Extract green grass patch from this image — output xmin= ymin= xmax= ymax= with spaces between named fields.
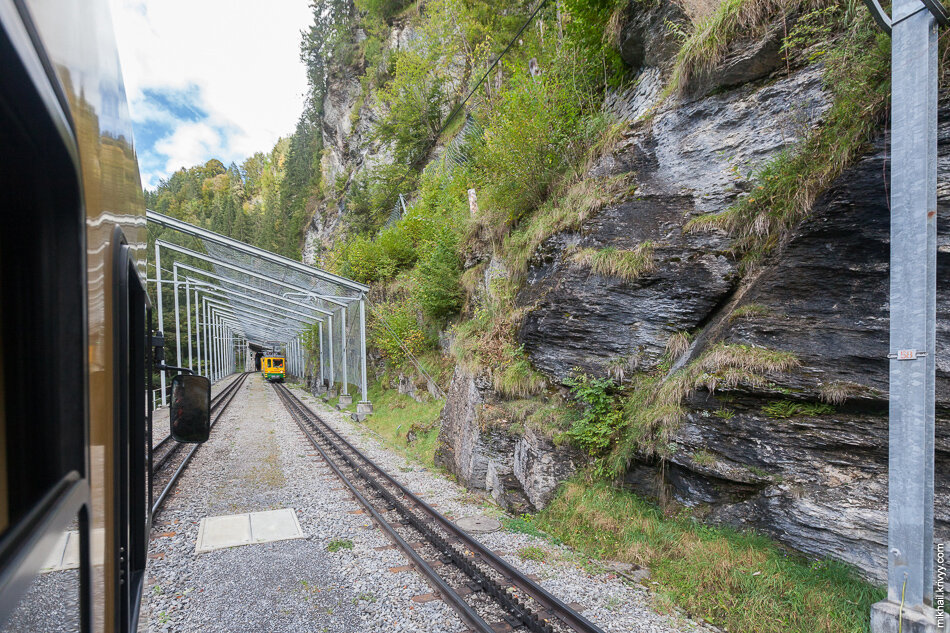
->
xmin=327 ymin=538 xmax=354 ymax=552
xmin=359 ymin=381 xmax=444 ymax=468
xmin=517 ymin=546 xmax=548 ymax=562
xmin=761 ymin=399 xmax=835 ymax=418
xmin=730 ymin=303 xmax=771 ymax=321
xmin=537 ymin=481 xmax=884 ymax=633
xmin=501 ymin=513 xmax=548 ymax=539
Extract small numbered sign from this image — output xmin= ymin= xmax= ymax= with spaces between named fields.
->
xmin=897 ymin=349 xmax=918 ymax=361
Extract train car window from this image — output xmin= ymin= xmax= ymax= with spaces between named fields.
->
xmin=0 ymin=5 xmax=90 ymax=631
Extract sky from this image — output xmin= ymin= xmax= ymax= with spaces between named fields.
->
xmin=108 ymin=0 xmax=313 ymax=189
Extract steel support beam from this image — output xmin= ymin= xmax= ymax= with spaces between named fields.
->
xmin=155 ymin=240 xmax=345 ymax=308
xmin=359 ymin=298 xmax=369 ymax=405
xmin=185 ymin=279 xmax=193 ymax=370
xmin=154 ymin=242 xmax=166 ymax=406
xmin=146 ymin=213 xmax=368 ymax=292
xmin=871 ymin=0 xmax=939 ymax=630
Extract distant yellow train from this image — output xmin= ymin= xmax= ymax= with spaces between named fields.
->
xmin=261 ymin=356 xmax=286 ymax=383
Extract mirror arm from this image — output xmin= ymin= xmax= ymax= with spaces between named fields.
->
xmin=156 ymin=364 xmax=195 ymax=376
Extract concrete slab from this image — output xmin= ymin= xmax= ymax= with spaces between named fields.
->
xmin=40 ymin=530 xmax=80 ymax=572
xmin=196 ymin=508 xmax=305 ymax=554
xmin=249 ymin=508 xmax=304 ymax=543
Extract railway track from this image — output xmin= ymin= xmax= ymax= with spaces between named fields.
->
xmin=273 ymin=383 xmax=607 ymax=633
xmin=151 ymin=372 xmax=249 ymax=517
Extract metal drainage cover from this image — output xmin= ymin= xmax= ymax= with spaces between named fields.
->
xmin=455 ymin=516 xmax=502 ymax=534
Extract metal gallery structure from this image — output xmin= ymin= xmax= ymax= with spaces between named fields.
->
xmin=146 ymin=210 xmax=371 ymax=413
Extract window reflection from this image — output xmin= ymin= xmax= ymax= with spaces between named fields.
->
xmin=0 ymin=524 xmax=81 ymax=633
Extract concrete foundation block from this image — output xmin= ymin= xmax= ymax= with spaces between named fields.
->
xmin=357 ymin=401 xmax=373 ymax=415
xmin=871 ymin=600 xmax=941 ymax=633
xmin=338 ymin=394 xmax=353 ymax=406
xmin=326 ymin=388 xmax=338 ymax=398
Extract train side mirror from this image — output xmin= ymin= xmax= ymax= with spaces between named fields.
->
xmin=169 ymin=374 xmax=211 ymax=443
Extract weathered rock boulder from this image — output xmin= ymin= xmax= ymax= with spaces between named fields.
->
xmin=627 ymin=119 xmax=950 ymax=581
xmin=519 ymin=65 xmax=830 ymax=380
xmin=434 ymin=367 xmax=577 ymax=510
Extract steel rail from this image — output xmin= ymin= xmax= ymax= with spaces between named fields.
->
xmin=151 ymin=373 xmax=246 ymax=474
xmin=275 ymin=383 xmax=606 ymax=633
xmin=274 ymin=384 xmax=590 ymax=633
xmin=273 ymin=385 xmax=496 ymax=633
xmin=151 ymin=372 xmax=249 ymax=517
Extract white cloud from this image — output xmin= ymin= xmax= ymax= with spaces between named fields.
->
xmin=108 ymin=0 xmax=312 ymax=187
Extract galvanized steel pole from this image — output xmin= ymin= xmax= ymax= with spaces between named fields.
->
xmin=328 ymin=315 xmax=335 ymax=391
xmin=870 ymin=0 xmax=939 ymax=629
xmin=319 ymin=322 xmax=324 ymax=388
xmin=195 ymin=289 xmax=202 ymax=376
xmin=359 ymin=298 xmax=369 ymax=405
xmin=341 ymin=308 xmax=349 ymax=397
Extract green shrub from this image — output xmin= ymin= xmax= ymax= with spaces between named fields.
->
xmin=564 ymin=372 xmax=625 ymax=457
xmin=475 ymin=58 xmax=602 ymax=226
xmin=412 ymin=232 xmax=464 ymax=321
xmin=374 ymin=47 xmax=446 ymax=165
xmin=368 ymin=300 xmax=431 ymax=367
xmin=334 ymin=235 xmax=396 ymax=284
xmin=377 ymin=223 xmax=418 ymax=268
xmin=355 ymin=0 xmax=412 ymax=23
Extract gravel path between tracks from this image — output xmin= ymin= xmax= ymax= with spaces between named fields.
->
xmin=286 ymin=385 xmax=712 ymax=633
xmin=142 ymin=375 xmax=463 ymax=633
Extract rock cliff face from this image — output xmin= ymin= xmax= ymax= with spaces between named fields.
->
xmin=520 ymin=64 xmax=830 ymax=379
xmin=303 ymin=21 xmax=417 ymax=262
xmin=651 ymin=124 xmax=950 ymax=582
xmin=312 ymin=0 xmax=948 ymax=583
xmin=435 ymin=1 xmax=947 ymax=583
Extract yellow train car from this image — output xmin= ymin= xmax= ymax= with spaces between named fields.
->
xmin=262 ymin=356 xmax=286 ymax=383
xmin=0 ymin=2 xmax=208 ymax=632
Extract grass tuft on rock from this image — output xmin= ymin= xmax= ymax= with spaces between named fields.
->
xmin=606 ymin=344 xmax=799 ymax=470
xmin=669 ymin=0 xmax=831 ymax=95
xmin=537 ymin=481 xmax=884 ymax=633
xmin=570 ymin=242 xmax=656 ymax=281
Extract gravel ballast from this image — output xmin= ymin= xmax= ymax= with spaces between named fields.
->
xmin=286 ymin=385 xmax=712 ymax=633
xmin=142 ymin=374 xmax=710 ymax=632
xmin=142 ymin=376 xmax=459 ymax=633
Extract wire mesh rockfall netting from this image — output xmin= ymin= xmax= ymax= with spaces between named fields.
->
xmin=149 ymin=211 xmax=366 ymax=392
